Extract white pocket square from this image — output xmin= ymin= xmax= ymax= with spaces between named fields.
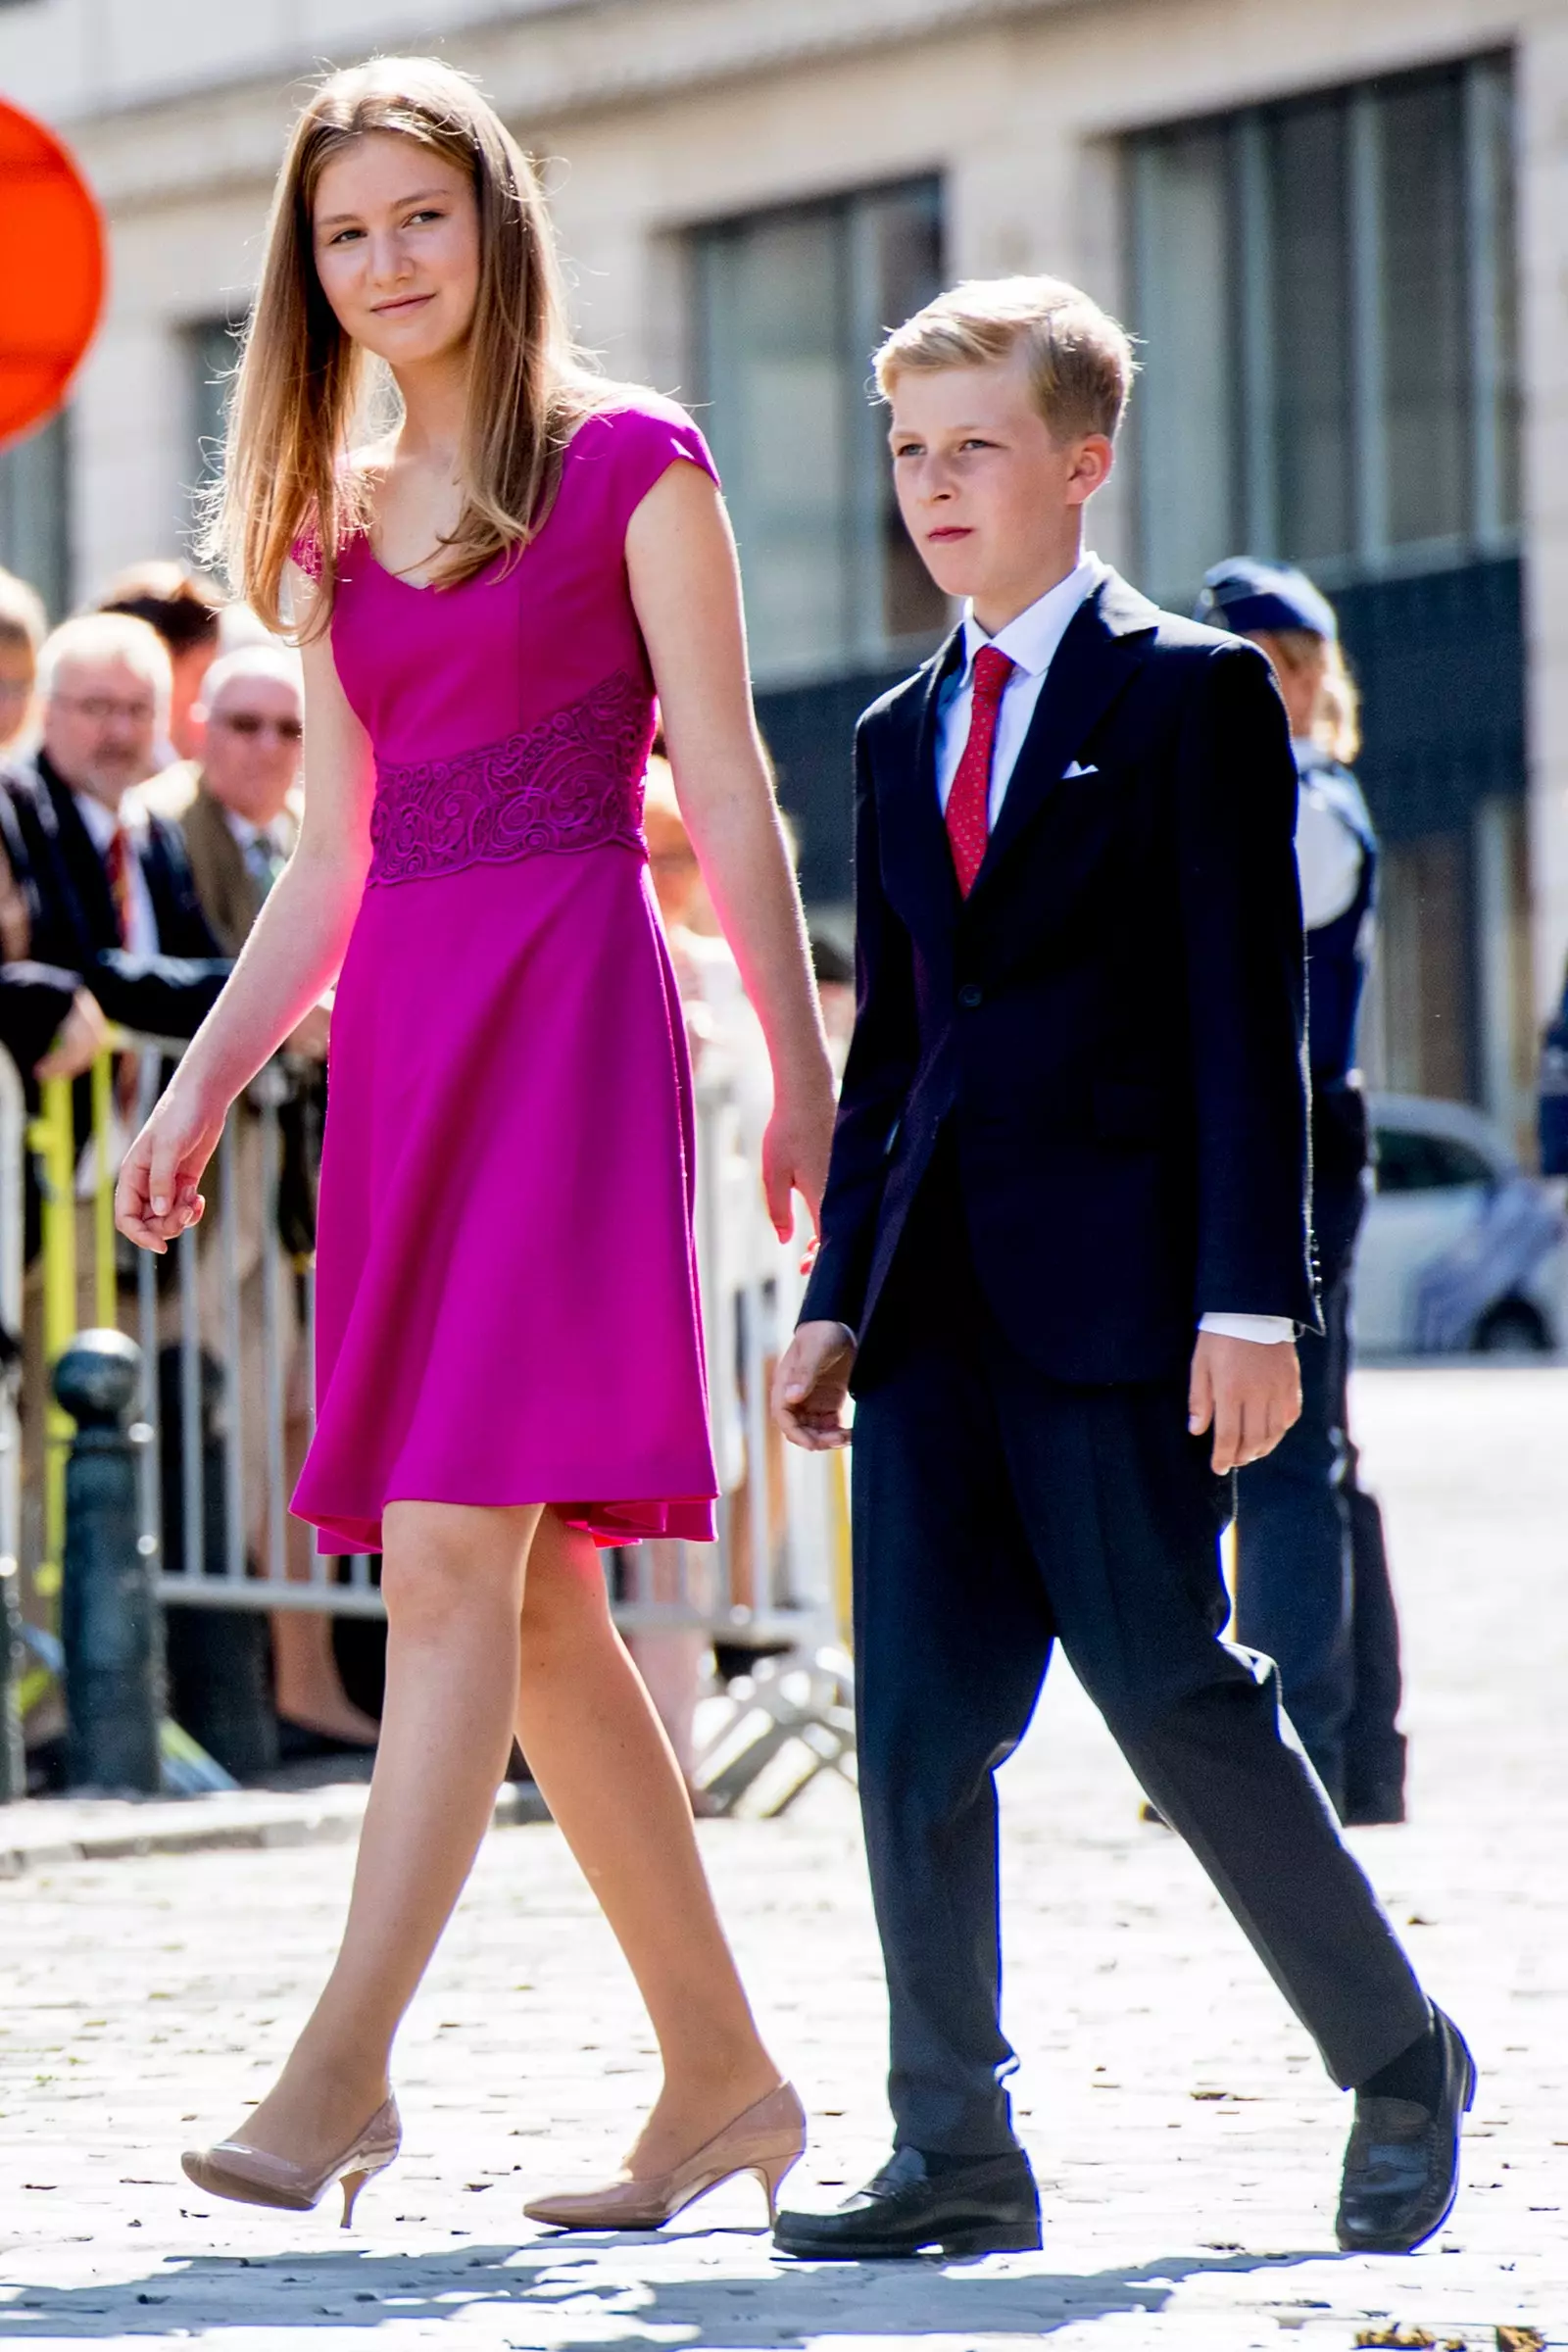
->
xmin=1062 ymin=759 xmax=1099 ymax=780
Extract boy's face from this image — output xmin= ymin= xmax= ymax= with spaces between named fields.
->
xmin=887 ymin=349 xmax=1113 ymax=627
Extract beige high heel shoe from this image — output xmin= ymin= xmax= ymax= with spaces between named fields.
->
xmin=523 ymin=2082 xmax=806 ymax=2231
xmin=180 ymin=2094 xmax=402 ymax=2229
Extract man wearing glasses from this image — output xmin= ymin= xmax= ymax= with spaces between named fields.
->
xmin=2 ymin=612 xmax=228 ymax=1020
xmin=173 ymin=647 xmax=307 ymax=958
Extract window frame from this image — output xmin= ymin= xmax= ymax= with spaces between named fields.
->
xmin=688 ymin=174 xmax=947 ymax=689
xmin=1125 ymin=50 xmax=1519 ymax=607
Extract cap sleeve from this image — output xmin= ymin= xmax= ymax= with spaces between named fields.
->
xmin=595 ymin=396 xmax=720 ymax=535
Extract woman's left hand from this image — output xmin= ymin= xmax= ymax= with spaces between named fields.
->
xmin=761 ymin=1080 xmax=835 ymax=1243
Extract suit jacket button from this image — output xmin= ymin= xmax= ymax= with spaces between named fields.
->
xmin=957 ymin=983 xmax=983 ymax=1009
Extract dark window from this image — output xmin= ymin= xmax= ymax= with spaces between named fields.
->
xmin=692 ymin=179 xmax=947 ymax=684
xmin=1373 ymin=1127 xmax=1498 ymax=1192
xmin=1268 ymin=100 xmax=1352 ymax=564
xmin=0 ymin=410 xmax=70 ymax=618
xmin=1128 ymin=53 xmax=1518 ymax=606
xmin=186 ymin=316 xmax=241 ymax=550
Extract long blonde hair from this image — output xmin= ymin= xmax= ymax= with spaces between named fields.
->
xmin=1261 ymin=626 xmax=1362 ymax=766
xmin=208 ymin=57 xmax=603 ymax=635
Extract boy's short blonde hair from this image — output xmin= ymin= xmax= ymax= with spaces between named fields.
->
xmin=874 ymin=274 xmax=1136 ymax=442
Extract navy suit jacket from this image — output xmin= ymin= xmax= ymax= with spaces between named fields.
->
xmin=800 ymin=569 xmax=1317 ymax=1387
xmin=1 ymin=749 xmax=231 ymax=1043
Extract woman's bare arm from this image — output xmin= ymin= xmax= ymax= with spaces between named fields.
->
xmin=115 ymin=574 xmax=376 ymax=1251
xmin=626 ymin=461 xmax=835 ymax=1236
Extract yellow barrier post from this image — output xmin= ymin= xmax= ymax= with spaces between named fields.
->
xmin=24 ymin=1075 xmax=77 ymax=1618
xmin=91 ymin=1047 xmax=116 ymax=1330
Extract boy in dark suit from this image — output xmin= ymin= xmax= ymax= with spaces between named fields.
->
xmin=771 ymin=276 xmax=1470 ymax=2261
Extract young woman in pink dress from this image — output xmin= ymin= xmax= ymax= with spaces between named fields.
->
xmin=114 ymin=58 xmax=834 ymax=2231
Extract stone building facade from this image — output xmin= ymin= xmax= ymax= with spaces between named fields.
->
xmin=2 ymin=0 xmax=1563 ymax=1138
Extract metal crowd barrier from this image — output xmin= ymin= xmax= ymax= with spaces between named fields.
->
xmin=3 ymin=1023 xmax=853 ymax=1803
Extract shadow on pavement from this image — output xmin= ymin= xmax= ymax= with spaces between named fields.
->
xmin=0 ymin=2238 xmax=1342 ymax=2339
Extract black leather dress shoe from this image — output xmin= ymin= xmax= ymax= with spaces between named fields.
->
xmin=773 ymin=2144 xmax=1041 ymax=2260
xmin=1337 ymin=2008 xmax=1476 ymax=2253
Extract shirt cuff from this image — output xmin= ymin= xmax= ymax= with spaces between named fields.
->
xmin=1199 ymin=1311 xmax=1296 ymax=1345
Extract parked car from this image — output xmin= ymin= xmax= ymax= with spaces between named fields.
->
xmin=1353 ymin=1094 xmax=1568 ymax=1355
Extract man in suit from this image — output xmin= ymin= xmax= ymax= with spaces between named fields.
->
xmin=3 ymin=612 xmax=231 ymax=1035
xmin=0 ymin=612 xmax=232 ymax=1723
xmin=770 ymin=277 xmax=1470 ymax=2262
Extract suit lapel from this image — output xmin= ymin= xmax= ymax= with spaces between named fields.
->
xmin=969 ymin=570 xmax=1159 ymax=899
xmin=38 ymin=755 xmax=120 ymax=952
xmin=882 ymin=626 xmax=964 ymax=930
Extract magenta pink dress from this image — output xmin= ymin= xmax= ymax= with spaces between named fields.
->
xmin=289 ymin=395 xmax=720 ymax=1555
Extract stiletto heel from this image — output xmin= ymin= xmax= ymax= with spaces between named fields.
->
xmin=754 ymin=2147 xmax=801 ymax=2224
xmin=524 ymin=2082 xmax=808 ymax=2232
xmin=181 ymin=2094 xmax=402 ymax=2227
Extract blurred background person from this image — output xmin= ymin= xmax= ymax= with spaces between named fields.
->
xmin=94 ymin=561 xmax=224 ymax=771
xmin=0 ymin=568 xmax=47 ymax=759
xmin=172 ymin=643 xmax=373 ymax=1751
xmin=808 ymin=929 xmax=856 ymax=1081
xmin=0 ymin=566 xmax=107 ymax=1092
xmin=1198 ymin=559 xmax=1406 ymax=1826
xmin=632 ymin=755 xmax=777 ymax=1789
xmin=169 ymin=644 xmax=304 ymax=934
xmin=0 ymin=611 xmax=231 ymax=1761
xmin=1 ymin=612 xmax=229 ymax=1102
xmin=629 ymin=761 xmax=770 ymax=1788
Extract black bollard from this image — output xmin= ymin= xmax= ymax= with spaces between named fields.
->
xmin=55 ymin=1330 xmax=161 ymax=1795
xmin=158 ymin=1344 xmax=278 ymax=1780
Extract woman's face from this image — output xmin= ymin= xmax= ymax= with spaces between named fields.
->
xmin=312 ymin=132 xmax=480 ymax=370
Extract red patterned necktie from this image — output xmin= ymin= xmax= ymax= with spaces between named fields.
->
xmin=945 ymin=643 xmax=1015 ymax=897
xmin=103 ymin=821 xmax=135 ymax=947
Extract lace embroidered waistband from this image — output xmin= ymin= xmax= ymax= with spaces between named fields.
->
xmin=368 ymin=668 xmax=653 ymax=885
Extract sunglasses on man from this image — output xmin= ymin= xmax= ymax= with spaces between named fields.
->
xmin=213 ymin=710 xmax=304 ymax=742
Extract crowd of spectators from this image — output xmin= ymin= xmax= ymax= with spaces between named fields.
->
xmin=0 ymin=557 xmax=368 ymax=1780
xmin=0 ymin=556 xmax=833 ymax=1795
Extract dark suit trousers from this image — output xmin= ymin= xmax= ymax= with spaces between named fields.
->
xmin=1234 ymin=1178 xmax=1406 ymax=1818
xmin=850 ymin=1139 xmax=1430 ymax=2156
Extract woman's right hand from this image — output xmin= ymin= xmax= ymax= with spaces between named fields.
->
xmin=114 ymin=1081 xmax=229 ymax=1255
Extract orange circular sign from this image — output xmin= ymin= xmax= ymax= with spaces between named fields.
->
xmin=0 ymin=98 xmax=106 ymax=449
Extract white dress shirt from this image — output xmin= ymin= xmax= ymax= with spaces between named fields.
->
xmin=71 ymin=785 xmax=159 ymax=957
xmin=935 ymin=555 xmax=1107 ymax=824
xmin=934 ymin=559 xmax=1294 ymax=1348
xmin=1293 ymin=743 xmax=1365 ymax=930
xmin=221 ymin=808 xmax=294 ymax=857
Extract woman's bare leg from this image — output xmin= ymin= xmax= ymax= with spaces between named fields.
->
xmin=515 ymin=1511 xmax=781 ymax=2176
xmin=228 ymin=1497 xmax=541 ymax=2165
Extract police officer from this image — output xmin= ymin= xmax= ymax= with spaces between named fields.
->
xmin=1196 ymin=560 xmax=1406 ymax=1826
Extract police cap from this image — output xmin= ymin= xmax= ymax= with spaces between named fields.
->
xmin=1194 ymin=557 xmax=1339 ymax=642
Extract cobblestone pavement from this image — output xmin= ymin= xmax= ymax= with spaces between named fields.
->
xmin=0 ymin=1366 xmax=1562 ymax=2350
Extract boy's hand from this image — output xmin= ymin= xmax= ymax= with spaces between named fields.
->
xmin=1188 ymin=1330 xmax=1301 ymax=1473
xmin=772 ymin=1320 xmax=857 ymax=1449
